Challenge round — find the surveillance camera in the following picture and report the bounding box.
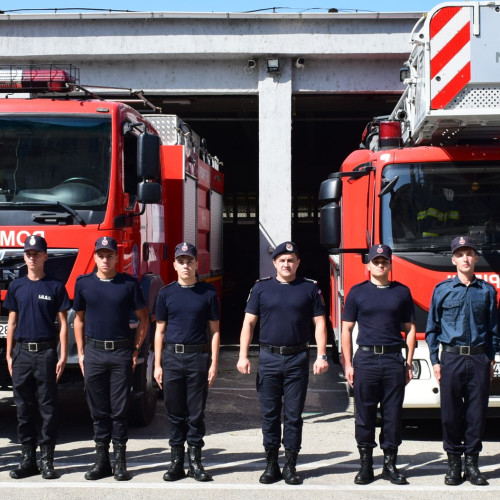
[295,57,305,69]
[247,59,256,68]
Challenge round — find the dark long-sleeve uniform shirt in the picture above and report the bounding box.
[425,276,498,365]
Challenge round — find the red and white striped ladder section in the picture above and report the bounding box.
[429,5,471,110]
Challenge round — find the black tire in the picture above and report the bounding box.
[129,347,158,427]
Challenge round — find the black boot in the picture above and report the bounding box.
[112,442,131,481]
[259,448,282,484]
[163,445,186,481]
[444,453,462,486]
[40,444,59,480]
[464,453,488,485]
[282,450,301,485]
[381,448,408,485]
[187,445,211,482]
[10,444,39,479]
[85,442,113,480]
[354,447,374,485]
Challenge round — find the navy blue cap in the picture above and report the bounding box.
[24,235,47,253]
[175,242,197,259]
[94,236,118,253]
[271,241,299,259]
[451,235,477,254]
[368,244,392,261]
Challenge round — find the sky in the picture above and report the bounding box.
[0,1,443,14]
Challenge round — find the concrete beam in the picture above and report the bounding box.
[0,12,419,60]
[35,58,406,95]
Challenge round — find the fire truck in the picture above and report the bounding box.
[0,65,224,426]
[319,1,500,416]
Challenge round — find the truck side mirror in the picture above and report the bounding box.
[319,177,342,249]
[137,133,160,180]
[319,177,342,203]
[320,202,341,249]
[137,180,161,204]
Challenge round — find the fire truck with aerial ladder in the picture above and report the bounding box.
[0,65,224,426]
[319,1,500,417]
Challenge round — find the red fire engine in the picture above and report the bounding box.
[319,1,500,416]
[0,65,224,425]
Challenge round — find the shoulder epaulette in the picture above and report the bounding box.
[255,276,272,283]
[435,278,454,288]
[476,277,496,290]
[304,277,318,284]
[76,272,93,281]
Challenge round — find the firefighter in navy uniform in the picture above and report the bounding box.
[426,236,498,486]
[154,242,220,482]
[341,244,416,485]
[237,241,329,485]
[5,235,70,480]
[74,236,149,481]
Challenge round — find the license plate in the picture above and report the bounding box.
[494,363,500,378]
[0,321,7,338]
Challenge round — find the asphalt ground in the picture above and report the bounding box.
[0,346,500,499]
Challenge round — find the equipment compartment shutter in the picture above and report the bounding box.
[183,176,198,246]
[210,190,223,273]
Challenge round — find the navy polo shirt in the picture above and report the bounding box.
[73,272,146,341]
[3,275,70,342]
[342,280,415,346]
[245,276,325,346]
[155,281,219,344]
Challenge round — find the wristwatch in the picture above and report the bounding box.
[317,354,328,361]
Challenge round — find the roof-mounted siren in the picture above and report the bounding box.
[0,64,79,93]
[378,121,402,150]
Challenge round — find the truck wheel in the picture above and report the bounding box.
[129,348,158,427]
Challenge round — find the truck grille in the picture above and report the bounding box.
[0,248,77,297]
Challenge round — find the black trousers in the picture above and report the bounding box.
[12,344,58,446]
[162,350,209,447]
[84,344,133,444]
[256,349,309,452]
[440,351,491,455]
[353,349,406,450]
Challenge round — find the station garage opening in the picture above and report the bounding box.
[151,92,402,343]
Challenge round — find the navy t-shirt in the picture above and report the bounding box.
[73,272,146,341]
[342,280,415,346]
[245,276,325,346]
[3,275,70,342]
[155,281,219,344]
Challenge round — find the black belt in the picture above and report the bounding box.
[260,342,309,355]
[165,343,209,354]
[442,344,486,355]
[18,340,56,352]
[86,337,131,350]
[358,345,404,354]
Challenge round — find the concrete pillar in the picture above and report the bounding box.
[258,57,292,277]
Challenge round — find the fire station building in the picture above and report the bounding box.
[0,8,423,337]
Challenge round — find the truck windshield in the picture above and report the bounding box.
[380,162,500,251]
[0,115,111,207]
